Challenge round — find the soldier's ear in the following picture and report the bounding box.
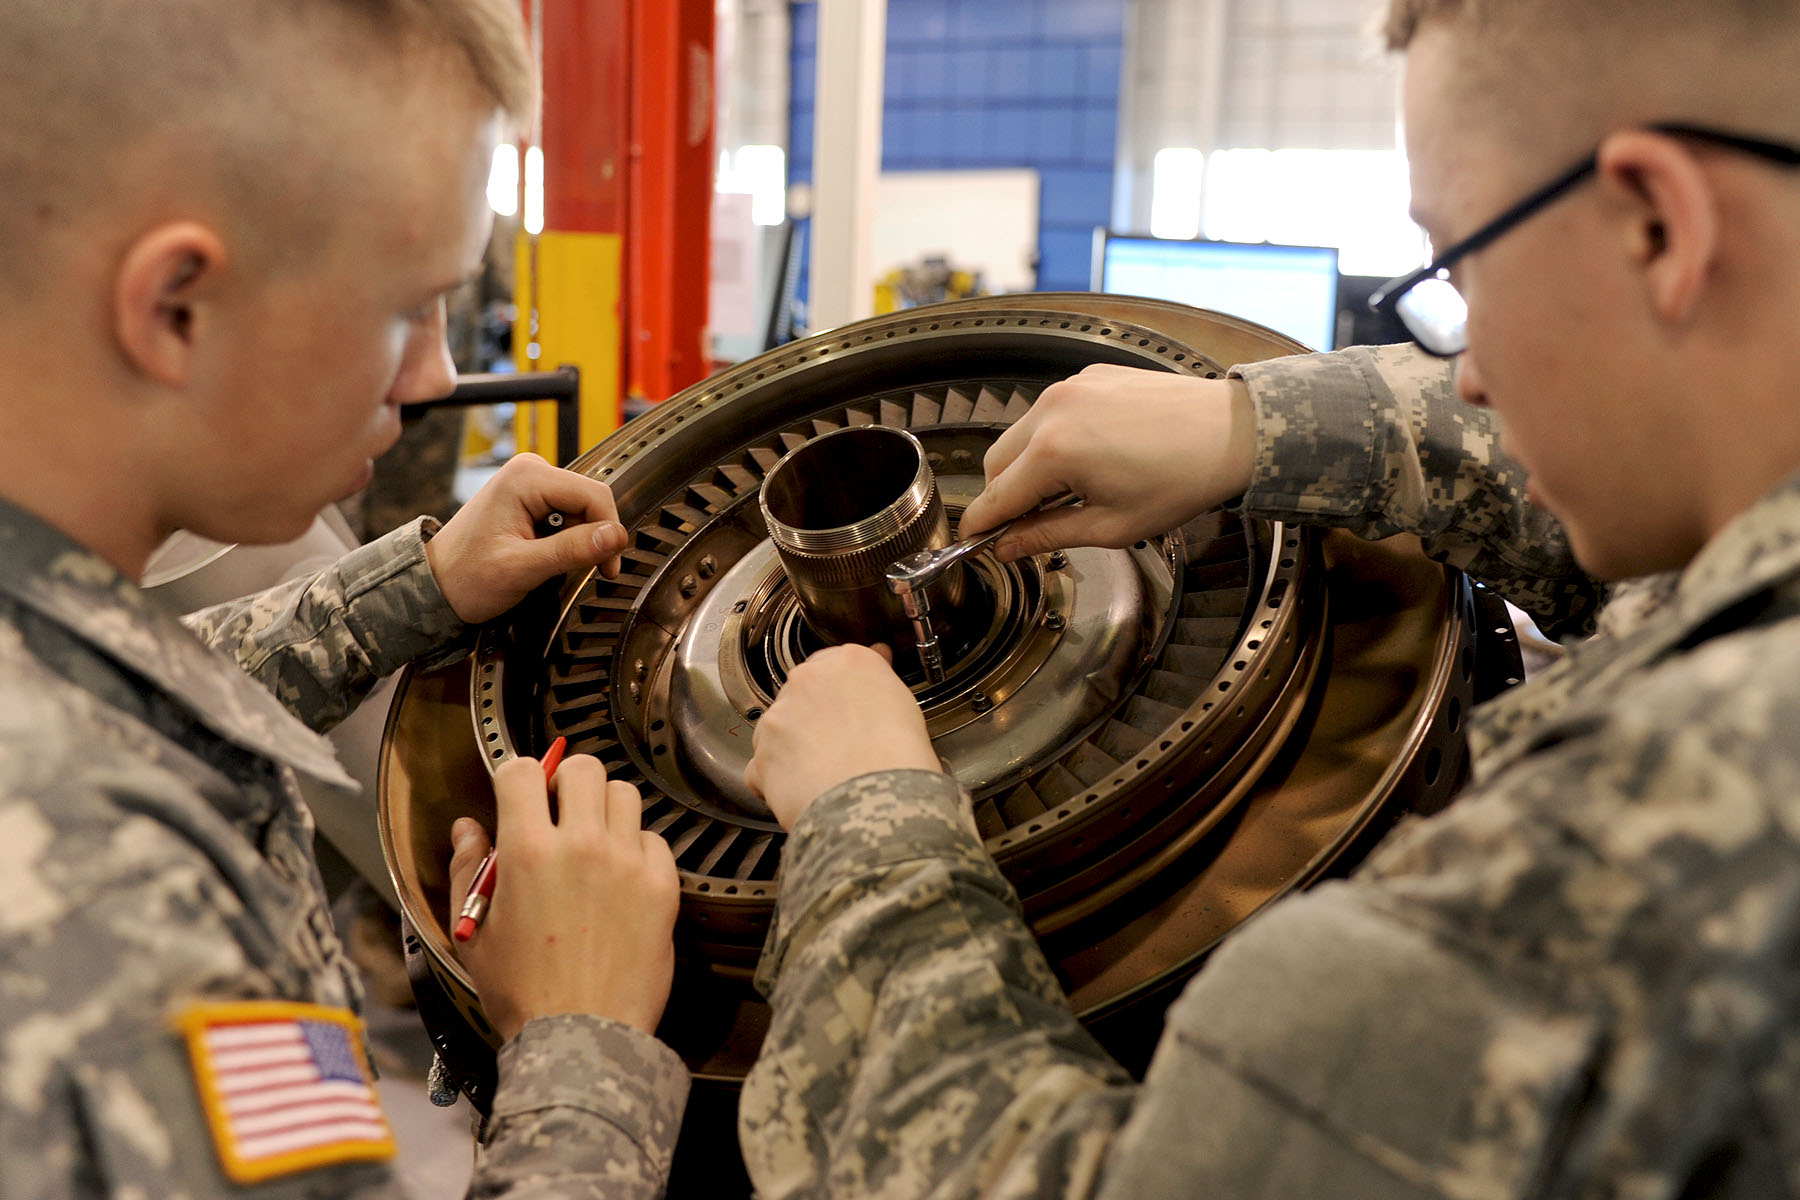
[113,221,228,389]
[1596,130,1718,329]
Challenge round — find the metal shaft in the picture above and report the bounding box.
[760,426,966,663]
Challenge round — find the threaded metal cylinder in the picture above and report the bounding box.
[760,425,966,653]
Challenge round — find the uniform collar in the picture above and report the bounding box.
[1671,467,1800,622]
[0,499,355,789]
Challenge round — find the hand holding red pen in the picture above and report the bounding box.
[453,736,567,941]
[446,744,680,1041]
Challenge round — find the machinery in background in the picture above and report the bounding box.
[873,253,989,314]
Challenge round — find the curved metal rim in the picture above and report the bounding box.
[377,295,1492,1093]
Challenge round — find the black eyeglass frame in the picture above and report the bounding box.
[1369,122,1800,357]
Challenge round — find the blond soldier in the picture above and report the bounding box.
[741,1,1800,1195]
[0,2,687,1195]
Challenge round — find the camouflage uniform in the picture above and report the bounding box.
[0,500,688,1198]
[741,343,1800,1198]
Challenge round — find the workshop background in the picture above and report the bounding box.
[158,2,1448,1194]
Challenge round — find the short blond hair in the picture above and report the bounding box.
[0,0,534,297]
[1382,0,1791,51]
[373,0,538,126]
[1379,0,1800,159]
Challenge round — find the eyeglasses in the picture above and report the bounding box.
[1369,122,1800,358]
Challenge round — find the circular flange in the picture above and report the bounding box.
[378,298,1496,1107]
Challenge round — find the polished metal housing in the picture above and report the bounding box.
[378,296,1520,1148]
[758,424,967,662]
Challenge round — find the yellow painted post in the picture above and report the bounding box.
[513,229,626,465]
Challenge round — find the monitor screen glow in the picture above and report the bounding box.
[1096,235,1340,351]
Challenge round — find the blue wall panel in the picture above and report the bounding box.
[789,0,1125,296]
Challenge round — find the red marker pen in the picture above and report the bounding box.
[453,736,566,942]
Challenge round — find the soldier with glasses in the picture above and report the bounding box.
[736,1,1800,1196]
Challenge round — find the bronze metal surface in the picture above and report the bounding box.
[759,424,964,656]
[376,295,1501,1112]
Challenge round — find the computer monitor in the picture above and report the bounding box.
[1093,232,1341,351]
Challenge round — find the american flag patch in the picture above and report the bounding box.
[175,1001,396,1184]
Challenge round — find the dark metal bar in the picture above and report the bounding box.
[400,365,584,467]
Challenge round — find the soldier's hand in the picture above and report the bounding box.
[425,452,628,624]
[744,644,941,829]
[447,754,679,1041]
[958,365,1257,560]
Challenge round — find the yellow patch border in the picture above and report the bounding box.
[173,1000,396,1185]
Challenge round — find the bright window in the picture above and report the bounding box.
[1200,148,1427,277]
[1150,147,1205,241]
[487,144,520,218]
[523,146,546,235]
[717,145,788,227]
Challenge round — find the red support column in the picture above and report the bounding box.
[514,0,631,456]
[626,0,715,411]
[515,0,714,457]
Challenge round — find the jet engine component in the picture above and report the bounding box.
[758,424,968,671]
[378,296,1521,1180]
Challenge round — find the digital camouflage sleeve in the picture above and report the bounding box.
[740,346,1800,1198]
[179,517,474,735]
[1234,343,1604,641]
